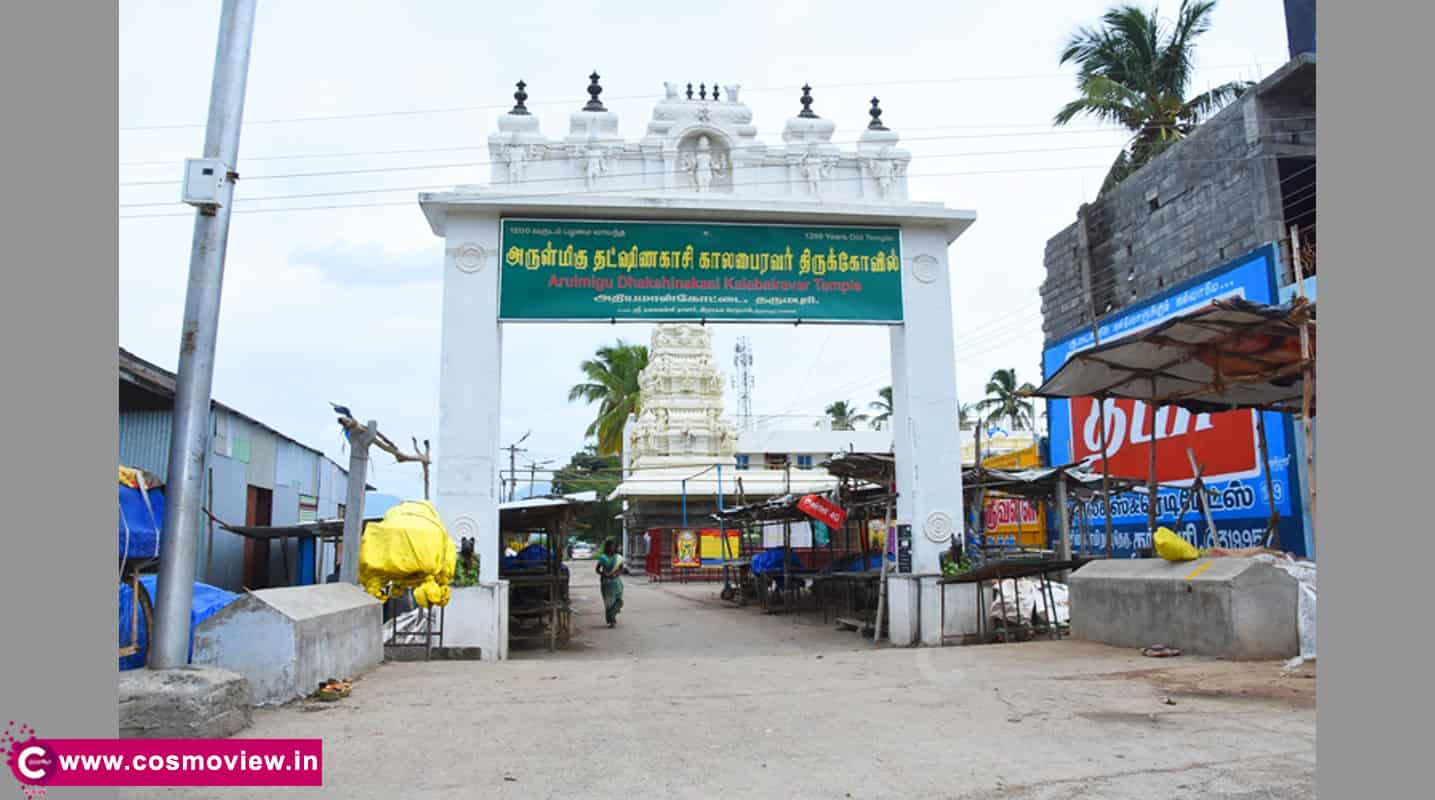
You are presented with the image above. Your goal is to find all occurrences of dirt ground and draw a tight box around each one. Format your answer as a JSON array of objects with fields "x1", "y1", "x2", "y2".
[{"x1": 126, "y1": 567, "x2": 1316, "y2": 799}]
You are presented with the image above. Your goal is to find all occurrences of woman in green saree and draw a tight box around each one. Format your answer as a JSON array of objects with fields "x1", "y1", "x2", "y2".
[{"x1": 595, "y1": 538, "x2": 627, "y2": 627}]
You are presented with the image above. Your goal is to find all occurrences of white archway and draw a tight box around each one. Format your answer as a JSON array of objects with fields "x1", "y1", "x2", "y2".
[{"x1": 420, "y1": 79, "x2": 975, "y2": 659}]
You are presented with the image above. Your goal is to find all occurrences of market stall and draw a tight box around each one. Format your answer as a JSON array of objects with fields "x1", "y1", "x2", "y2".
[
  {"x1": 1030, "y1": 296, "x2": 1316, "y2": 552},
  {"x1": 497, "y1": 493, "x2": 594, "y2": 652}
]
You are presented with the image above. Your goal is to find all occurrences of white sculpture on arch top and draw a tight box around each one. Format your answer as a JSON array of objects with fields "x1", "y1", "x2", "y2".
[
  {"x1": 679, "y1": 133, "x2": 730, "y2": 193},
  {"x1": 484, "y1": 77, "x2": 911, "y2": 203}
]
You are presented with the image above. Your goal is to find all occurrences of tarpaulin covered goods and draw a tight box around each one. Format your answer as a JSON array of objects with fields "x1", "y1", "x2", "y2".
[{"x1": 358, "y1": 501, "x2": 456, "y2": 608}]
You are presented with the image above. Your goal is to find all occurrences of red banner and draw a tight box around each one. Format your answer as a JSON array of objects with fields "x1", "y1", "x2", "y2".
[
  {"x1": 1069, "y1": 398, "x2": 1258, "y2": 483},
  {"x1": 797, "y1": 494, "x2": 847, "y2": 529}
]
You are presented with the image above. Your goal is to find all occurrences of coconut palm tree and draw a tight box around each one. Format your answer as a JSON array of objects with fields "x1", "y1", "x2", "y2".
[
  {"x1": 1054, "y1": 0, "x2": 1252, "y2": 192},
  {"x1": 958, "y1": 402, "x2": 976, "y2": 431},
  {"x1": 975, "y1": 369, "x2": 1037, "y2": 431},
  {"x1": 820, "y1": 400, "x2": 869, "y2": 431},
  {"x1": 568, "y1": 341, "x2": 649, "y2": 457},
  {"x1": 868, "y1": 386, "x2": 893, "y2": 430}
]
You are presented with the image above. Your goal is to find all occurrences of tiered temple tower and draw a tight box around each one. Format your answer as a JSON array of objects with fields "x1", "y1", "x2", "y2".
[{"x1": 627, "y1": 324, "x2": 738, "y2": 470}]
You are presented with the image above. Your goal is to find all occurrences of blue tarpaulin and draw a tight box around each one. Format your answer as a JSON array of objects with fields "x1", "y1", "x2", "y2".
[
  {"x1": 118, "y1": 576, "x2": 238, "y2": 671},
  {"x1": 751, "y1": 547, "x2": 804, "y2": 576},
  {"x1": 119, "y1": 483, "x2": 165, "y2": 561},
  {"x1": 501, "y1": 543, "x2": 565, "y2": 572},
  {"x1": 824, "y1": 552, "x2": 893, "y2": 573}
]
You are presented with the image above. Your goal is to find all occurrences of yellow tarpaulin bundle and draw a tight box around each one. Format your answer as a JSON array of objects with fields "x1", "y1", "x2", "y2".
[
  {"x1": 119, "y1": 466, "x2": 162, "y2": 490},
  {"x1": 1153, "y1": 527, "x2": 1201, "y2": 562},
  {"x1": 358, "y1": 501, "x2": 457, "y2": 608}
]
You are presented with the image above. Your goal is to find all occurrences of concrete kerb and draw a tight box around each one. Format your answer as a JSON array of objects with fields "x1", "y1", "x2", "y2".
[{"x1": 119, "y1": 665, "x2": 252, "y2": 739}]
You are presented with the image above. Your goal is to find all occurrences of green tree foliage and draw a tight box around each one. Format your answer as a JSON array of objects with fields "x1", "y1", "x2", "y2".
[
  {"x1": 550, "y1": 445, "x2": 623, "y2": 545},
  {"x1": 869, "y1": 386, "x2": 893, "y2": 430},
  {"x1": 975, "y1": 368, "x2": 1037, "y2": 431},
  {"x1": 1054, "y1": 0, "x2": 1251, "y2": 192},
  {"x1": 821, "y1": 400, "x2": 870, "y2": 431},
  {"x1": 568, "y1": 341, "x2": 648, "y2": 457}
]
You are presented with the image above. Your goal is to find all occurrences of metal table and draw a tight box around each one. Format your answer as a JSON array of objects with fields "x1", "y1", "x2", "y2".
[
  {"x1": 504, "y1": 570, "x2": 571, "y2": 651},
  {"x1": 810, "y1": 569, "x2": 882, "y2": 626}
]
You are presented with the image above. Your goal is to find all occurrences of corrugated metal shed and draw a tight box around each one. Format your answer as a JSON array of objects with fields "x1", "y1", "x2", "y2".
[
  {"x1": 276, "y1": 439, "x2": 319, "y2": 496},
  {"x1": 118, "y1": 410, "x2": 173, "y2": 477}
]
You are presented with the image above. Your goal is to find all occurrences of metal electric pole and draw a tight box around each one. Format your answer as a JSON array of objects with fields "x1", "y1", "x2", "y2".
[
  {"x1": 526, "y1": 459, "x2": 554, "y2": 499},
  {"x1": 501, "y1": 431, "x2": 531, "y2": 502},
  {"x1": 150, "y1": 0, "x2": 258, "y2": 670}
]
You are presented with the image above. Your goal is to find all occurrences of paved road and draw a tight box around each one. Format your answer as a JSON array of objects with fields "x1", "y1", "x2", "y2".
[{"x1": 129, "y1": 568, "x2": 1316, "y2": 799}]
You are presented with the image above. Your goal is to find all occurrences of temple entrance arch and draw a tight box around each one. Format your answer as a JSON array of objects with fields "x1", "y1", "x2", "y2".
[{"x1": 419, "y1": 76, "x2": 975, "y2": 660}]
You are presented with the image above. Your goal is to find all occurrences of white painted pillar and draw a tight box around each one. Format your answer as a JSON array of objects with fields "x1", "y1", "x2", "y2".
[
  {"x1": 889, "y1": 224, "x2": 966, "y2": 599},
  {"x1": 437, "y1": 213, "x2": 504, "y2": 579},
  {"x1": 435, "y1": 212, "x2": 510, "y2": 659}
]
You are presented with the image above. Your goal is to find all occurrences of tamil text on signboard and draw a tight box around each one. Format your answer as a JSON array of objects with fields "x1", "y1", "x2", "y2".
[
  {"x1": 499, "y1": 218, "x2": 903, "y2": 322},
  {"x1": 1042, "y1": 244, "x2": 1307, "y2": 557}
]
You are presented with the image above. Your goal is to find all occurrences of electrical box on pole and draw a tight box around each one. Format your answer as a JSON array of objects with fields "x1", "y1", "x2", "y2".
[{"x1": 181, "y1": 158, "x2": 227, "y2": 209}]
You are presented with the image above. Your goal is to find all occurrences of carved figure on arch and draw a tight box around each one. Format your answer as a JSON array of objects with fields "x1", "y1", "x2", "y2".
[
  {"x1": 583, "y1": 147, "x2": 613, "y2": 189},
  {"x1": 863, "y1": 152, "x2": 906, "y2": 198},
  {"x1": 799, "y1": 151, "x2": 835, "y2": 198},
  {"x1": 681, "y1": 135, "x2": 727, "y2": 193},
  {"x1": 504, "y1": 144, "x2": 531, "y2": 183}
]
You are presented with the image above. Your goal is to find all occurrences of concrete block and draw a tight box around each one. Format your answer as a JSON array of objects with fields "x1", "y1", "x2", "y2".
[
  {"x1": 885, "y1": 575, "x2": 920, "y2": 647},
  {"x1": 119, "y1": 666, "x2": 251, "y2": 739},
  {"x1": 1069, "y1": 558, "x2": 1298, "y2": 660},
  {"x1": 444, "y1": 582, "x2": 509, "y2": 661},
  {"x1": 193, "y1": 583, "x2": 383, "y2": 706}
]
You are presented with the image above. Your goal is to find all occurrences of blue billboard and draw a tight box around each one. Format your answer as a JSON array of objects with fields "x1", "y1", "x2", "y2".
[{"x1": 1043, "y1": 244, "x2": 1309, "y2": 557}]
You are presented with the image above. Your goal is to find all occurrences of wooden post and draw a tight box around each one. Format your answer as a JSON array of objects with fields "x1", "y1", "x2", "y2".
[
  {"x1": 974, "y1": 424, "x2": 985, "y2": 552},
  {"x1": 414, "y1": 437, "x2": 431, "y2": 501},
  {"x1": 1187, "y1": 449, "x2": 1221, "y2": 549},
  {"x1": 1256, "y1": 412, "x2": 1281, "y2": 549},
  {"x1": 204, "y1": 467, "x2": 215, "y2": 581},
  {"x1": 874, "y1": 481, "x2": 895, "y2": 644},
  {"x1": 1055, "y1": 474, "x2": 1071, "y2": 562},
  {"x1": 1075, "y1": 205, "x2": 1116, "y2": 558},
  {"x1": 1291, "y1": 225, "x2": 1316, "y2": 554},
  {"x1": 1146, "y1": 385, "x2": 1160, "y2": 538}
]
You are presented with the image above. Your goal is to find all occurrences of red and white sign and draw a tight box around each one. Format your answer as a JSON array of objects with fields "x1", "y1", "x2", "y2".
[
  {"x1": 797, "y1": 494, "x2": 847, "y2": 529},
  {"x1": 984, "y1": 497, "x2": 1040, "y2": 531},
  {"x1": 1070, "y1": 398, "x2": 1259, "y2": 484}
]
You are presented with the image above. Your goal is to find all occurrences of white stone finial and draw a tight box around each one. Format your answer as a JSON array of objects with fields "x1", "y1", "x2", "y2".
[{"x1": 858, "y1": 99, "x2": 909, "y2": 200}]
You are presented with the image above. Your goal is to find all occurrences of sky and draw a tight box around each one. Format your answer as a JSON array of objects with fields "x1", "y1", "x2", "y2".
[{"x1": 118, "y1": 0, "x2": 1291, "y2": 501}]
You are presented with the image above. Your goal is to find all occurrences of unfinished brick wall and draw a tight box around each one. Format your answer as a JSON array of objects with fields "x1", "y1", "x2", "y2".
[{"x1": 1040, "y1": 56, "x2": 1315, "y2": 348}]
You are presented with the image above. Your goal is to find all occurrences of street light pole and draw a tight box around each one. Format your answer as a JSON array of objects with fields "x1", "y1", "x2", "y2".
[{"x1": 150, "y1": 0, "x2": 258, "y2": 670}]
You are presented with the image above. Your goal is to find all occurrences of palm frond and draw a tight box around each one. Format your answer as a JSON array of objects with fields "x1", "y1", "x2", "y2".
[{"x1": 1181, "y1": 79, "x2": 1252, "y2": 122}]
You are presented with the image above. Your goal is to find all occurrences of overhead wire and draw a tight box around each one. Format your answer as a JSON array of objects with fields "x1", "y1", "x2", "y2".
[
  {"x1": 117, "y1": 62, "x2": 1276, "y2": 131},
  {"x1": 116, "y1": 147, "x2": 1315, "y2": 219},
  {"x1": 756, "y1": 161, "x2": 1318, "y2": 415},
  {"x1": 117, "y1": 123, "x2": 1135, "y2": 168},
  {"x1": 117, "y1": 111, "x2": 1315, "y2": 188}
]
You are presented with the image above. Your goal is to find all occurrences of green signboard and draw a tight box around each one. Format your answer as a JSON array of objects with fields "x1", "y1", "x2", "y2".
[{"x1": 498, "y1": 218, "x2": 904, "y2": 322}]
